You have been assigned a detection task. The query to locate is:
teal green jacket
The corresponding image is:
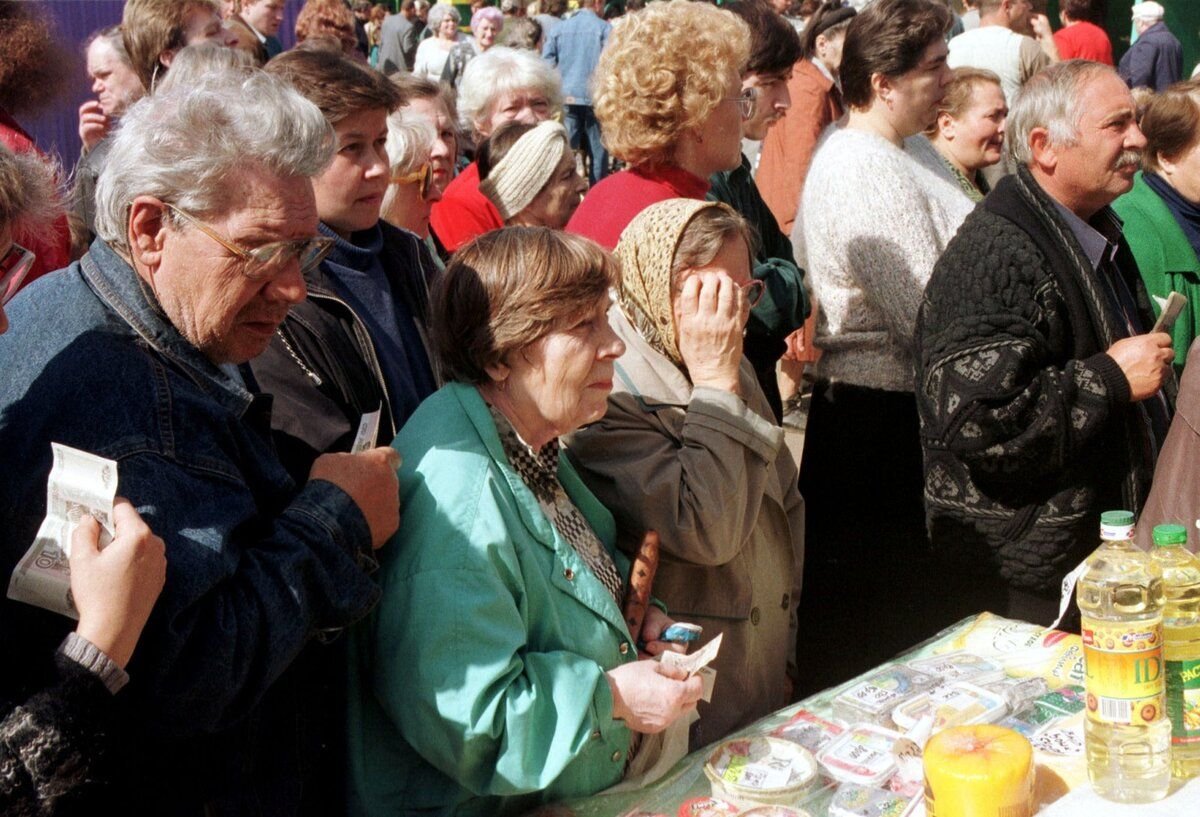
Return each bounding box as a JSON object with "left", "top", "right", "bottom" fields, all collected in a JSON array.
[
  {"left": 1113, "top": 172, "right": 1200, "bottom": 371},
  {"left": 346, "top": 383, "right": 637, "bottom": 817}
]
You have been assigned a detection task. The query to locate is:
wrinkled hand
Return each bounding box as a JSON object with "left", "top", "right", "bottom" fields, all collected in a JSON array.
[
  {"left": 606, "top": 659, "right": 703, "bottom": 734},
  {"left": 1029, "top": 13, "right": 1053, "bottom": 40},
  {"left": 70, "top": 498, "right": 167, "bottom": 669},
  {"left": 1107, "top": 332, "right": 1173, "bottom": 401},
  {"left": 309, "top": 447, "right": 401, "bottom": 550},
  {"left": 639, "top": 605, "right": 687, "bottom": 658},
  {"left": 78, "top": 100, "right": 111, "bottom": 153},
  {"left": 674, "top": 271, "right": 745, "bottom": 395}
]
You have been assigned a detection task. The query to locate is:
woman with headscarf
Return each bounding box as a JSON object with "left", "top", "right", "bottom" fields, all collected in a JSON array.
[
  {"left": 790, "top": 0, "right": 972, "bottom": 696},
  {"left": 478, "top": 120, "right": 587, "bottom": 230},
  {"left": 566, "top": 199, "right": 804, "bottom": 747}
]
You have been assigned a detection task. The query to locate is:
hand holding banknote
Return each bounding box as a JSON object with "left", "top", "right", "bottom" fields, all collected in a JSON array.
[{"left": 71, "top": 498, "right": 166, "bottom": 669}]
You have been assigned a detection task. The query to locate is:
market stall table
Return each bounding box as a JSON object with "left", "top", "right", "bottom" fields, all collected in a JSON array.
[{"left": 552, "top": 613, "right": 1199, "bottom": 817}]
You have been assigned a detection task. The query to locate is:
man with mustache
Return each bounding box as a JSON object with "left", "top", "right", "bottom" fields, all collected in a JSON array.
[
  {"left": 706, "top": 0, "right": 810, "bottom": 421},
  {"left": 915, "top": 60, "right": 1174, "bottom": 630},
  {"left": 0, "top": 69, "right": 401, "bottom": 812}
]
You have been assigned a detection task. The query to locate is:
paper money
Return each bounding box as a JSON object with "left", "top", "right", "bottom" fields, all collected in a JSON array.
[
  {"left": 661, "top": 632, "right": 722, "bottom": 702},
  {"left": 7, "top": 443, "right": 118, "bottom": 619}
]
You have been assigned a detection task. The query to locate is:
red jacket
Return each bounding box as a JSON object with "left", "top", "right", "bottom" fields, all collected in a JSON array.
[
  {"left": 566, "top": 164, "right": 709, "bottom": 250},
  {"left": 429, "top": 162, "right": 503, "bottom": 253},
  {"left": 1053, "top": 21, "right": 1113, "bottom": 66},
  {"left": 0, "top": 109, "right": 70, "bottom": 287}
]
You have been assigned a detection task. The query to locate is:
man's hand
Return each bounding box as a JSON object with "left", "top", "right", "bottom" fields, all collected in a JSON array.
[
  {"left": 639, "top": 605, "right": 688, "bottom": 658},
  {"left": 1107, "top": 332, "right": 1174, "bottom": 401},
  {"left": 309, "top": 447, "right": 401, "bottom": 550},
  {"left": 1029, "top": 14, "right": 1061, "bottom": 61},
  {"left": 78, "top": 100, "right": 111, "bottom": 153}
]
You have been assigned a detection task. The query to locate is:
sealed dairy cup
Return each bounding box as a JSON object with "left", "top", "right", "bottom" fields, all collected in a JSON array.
[{"left": 704, "top": 736, "right": 820, "bottom": 809}]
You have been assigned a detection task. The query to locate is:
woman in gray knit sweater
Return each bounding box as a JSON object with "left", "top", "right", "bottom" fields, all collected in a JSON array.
[{"left": 789, "top": 0, "right": 974, "bottom": 696}]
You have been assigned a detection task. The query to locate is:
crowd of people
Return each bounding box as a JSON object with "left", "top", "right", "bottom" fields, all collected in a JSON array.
[{"left": 0, "top": 0, "right": 1198, "bottom": 814}]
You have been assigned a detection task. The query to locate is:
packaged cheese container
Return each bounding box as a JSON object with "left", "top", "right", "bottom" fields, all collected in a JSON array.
[
  {"left": 703, "top": 737, "right": 819, "bottom": 810},
  {"left": 772, "top": 709, "right": 846, "bottom": 754},
  {"left": 828, "top": 782, "right": 915, "bottom": 817},
  {"left": 816, "top": 723, "right": 905, "bottom": 787},
  {"left": 906, "top": 652, "right": 1005, "bottom": 686},
  {"left": 891, "top": 682, "right": 1008, "bottom": 732},
  {"left": 833, "top": 666, "right": 940, "bottom": 726}
]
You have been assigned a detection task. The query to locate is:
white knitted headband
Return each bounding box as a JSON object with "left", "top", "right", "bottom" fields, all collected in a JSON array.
[{"left": 479, "top": 121, "right": 569, "bottom": 220}]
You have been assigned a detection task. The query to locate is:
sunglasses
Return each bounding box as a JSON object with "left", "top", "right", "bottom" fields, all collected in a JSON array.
[
  {"left": 391, "top": 163, "right": 434, "bottom": 200},
  {"left": 165, "top": 204, "right": 334, "bottom": 280},
  {"left": 1, "top": 242, "right": 35, "bottom": 306}
]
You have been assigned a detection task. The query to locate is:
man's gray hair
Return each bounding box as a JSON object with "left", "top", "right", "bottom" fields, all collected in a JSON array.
[
  {"left": 94, "top": 68, "right": 334, "bottom": 253},
  {"left": 381, "top": 110, "right": 436, "bottom": 215},
  {"left": 1006, "top": 59, "right": 1117, "bottom": 168},
  {"left": 457, "top": 46, "right": 563, "bottom": 137}
]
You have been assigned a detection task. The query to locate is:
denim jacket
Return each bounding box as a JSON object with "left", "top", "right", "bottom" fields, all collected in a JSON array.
[
  {"left": 0, "top": 238, "right": 379, "bottom": 814},
  {"left": 542, "top": 9, "right": 609, "bottom": 105}
]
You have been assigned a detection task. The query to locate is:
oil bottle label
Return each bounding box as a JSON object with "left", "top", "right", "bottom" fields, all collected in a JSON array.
[
  {"left": 1081, "top": 618, "right": 1165, "bottom": 726},
  {"left": 1165, "top": 657, "right": 1200, "bottom": 744}
]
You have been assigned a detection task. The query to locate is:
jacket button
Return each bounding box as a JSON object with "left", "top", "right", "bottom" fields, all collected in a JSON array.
[
  {"left": 750, "top": 606, "right": 761, "bottom": 625},
  {"left": 611, "top": 750, "right": 623, "bottom": 763},
  {"left": 781, "top": 593, "right": 790, "bottom": 610},
  {"left": 619, "top": 642, "right": 630, "bottom": 655},
  {"left": 591, "top": 729, "right": 601, "bottom": 740},
  {"left": 564, "top": 567, "right": 575, "bottom": 581}
]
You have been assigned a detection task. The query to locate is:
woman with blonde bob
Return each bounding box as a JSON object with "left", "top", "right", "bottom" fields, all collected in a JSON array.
[
  {"left": 566, "top": 199, "right": 805, "bottom": 747},
  {"left": 925, "top": 67, "right": 1008, "bottom": 201},
  {"left": 566, "top": 0, "right": 752, "bottom": 249},
  {"left": 478, "top": 120, "right": 587, "bottom": 229},
  {"left": 347, "top": 227, "right": 702, "bottom": 815}
]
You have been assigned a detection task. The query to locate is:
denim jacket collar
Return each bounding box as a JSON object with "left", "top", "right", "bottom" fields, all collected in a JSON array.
[{"left": 81, "top": 238, "right": 256, "bottom": 418}]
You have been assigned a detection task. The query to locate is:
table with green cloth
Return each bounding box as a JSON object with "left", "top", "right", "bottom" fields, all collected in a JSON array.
[{"left": 552, "top": 613, "right": 1200, "bottom": 817}]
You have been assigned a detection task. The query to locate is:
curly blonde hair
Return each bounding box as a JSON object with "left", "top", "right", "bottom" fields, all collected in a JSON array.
[{"left": 593, "top": 0, "right": 749, "bottom": 169}]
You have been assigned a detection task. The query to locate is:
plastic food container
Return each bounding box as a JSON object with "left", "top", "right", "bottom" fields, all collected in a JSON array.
[
  {"left": 907, "top": 651, "right": 1005, "bottom": 686},
  {"left": 772, "top": 709, "right": 846, "bottom": 753},
  {"left": 816, "top": 723, "right": 905, "bottom": 786},
  {"left": 891, "top": 682, "right": 1009, "bottom": 732},
  {"left": 676, "top": 796, "right": 739, "bottom": 817},
  {"left": 834, "top": 666, "right": 940, "bottom": 726},
  {"left": 829, "top": 782, "right": 916, "bottom": 817},
  {"left": 704, "top": 736, "right": 820, "bottom": 809}
]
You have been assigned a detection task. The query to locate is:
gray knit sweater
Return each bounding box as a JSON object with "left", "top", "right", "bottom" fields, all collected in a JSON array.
[{"left": 793, "top": 128, "right": 974, "bottom": 392}]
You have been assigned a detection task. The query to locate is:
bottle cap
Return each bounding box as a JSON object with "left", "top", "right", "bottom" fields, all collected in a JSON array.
[
  {"left": 1152, "top": 523, "right": 1188, "bottom": 547},
  {"left": 1099, "top": 510, "right": 1135, "bottom": 540}
]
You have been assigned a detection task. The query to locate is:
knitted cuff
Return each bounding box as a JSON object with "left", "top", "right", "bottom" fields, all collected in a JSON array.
[{"left": 58, "top": 632, "right": 129, "bottom": 695}]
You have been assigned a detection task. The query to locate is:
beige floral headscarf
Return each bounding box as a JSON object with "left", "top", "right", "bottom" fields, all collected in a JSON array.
[{"left": 615, "top": 198, "right": 731, "bottom": 367}]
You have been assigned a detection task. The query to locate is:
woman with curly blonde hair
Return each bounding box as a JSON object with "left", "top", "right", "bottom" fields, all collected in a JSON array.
[{"left": 565, "top": 0, "right": 751, "bottom": 249}]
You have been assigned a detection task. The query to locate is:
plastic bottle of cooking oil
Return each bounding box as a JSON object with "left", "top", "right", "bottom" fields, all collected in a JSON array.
[
  {"left": 1150, "top": 523, "right": 1200, "bottom": 780},
  {"left": 1077, "top": 510, "right": 1171, "bottom": 802}
]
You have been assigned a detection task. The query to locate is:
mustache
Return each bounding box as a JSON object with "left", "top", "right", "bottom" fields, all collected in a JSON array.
[{"left": 1114, "top": 149, "right": 1142, "bottom": 170}]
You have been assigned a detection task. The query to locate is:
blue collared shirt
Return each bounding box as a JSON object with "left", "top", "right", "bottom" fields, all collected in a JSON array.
[{"left": 543, "top": 8, "right": 609, "bottom": 105}]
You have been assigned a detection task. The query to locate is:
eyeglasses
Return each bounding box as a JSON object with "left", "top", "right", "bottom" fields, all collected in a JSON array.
[
  {"left": 164, "top": 204, "right": 334, "bottom": 280},
  {"left": 742, "top": 278, "right": 765, "bottom": 308},
  {"left": 1, "top": 242, "right": 34, "bottom": 306},
  {"left": 725, "top": 87, "right": 758, "bottom": 120},
  {"left": 390, "top": 163, "right": 433, "bottom": 200}
]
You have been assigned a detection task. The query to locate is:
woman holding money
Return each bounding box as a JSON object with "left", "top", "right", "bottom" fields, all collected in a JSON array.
[
  {"left": 346, "top": 227, "right": 702, "bottom": 816},
  {"left": 0, "top": 144, "right": 167, "bottom": 811}
]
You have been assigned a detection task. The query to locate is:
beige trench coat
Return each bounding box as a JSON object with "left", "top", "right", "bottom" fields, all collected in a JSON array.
[{"left": 564, "top": 306, "right": 805, "bottom": 747}]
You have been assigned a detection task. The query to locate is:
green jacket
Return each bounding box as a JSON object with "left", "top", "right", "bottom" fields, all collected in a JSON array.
[
  {"left": 1113, "top": 172, "right": 1200, "bottom": 371},
  {"left": 346, "top": 383, "right": 637, "bottom": 817}
]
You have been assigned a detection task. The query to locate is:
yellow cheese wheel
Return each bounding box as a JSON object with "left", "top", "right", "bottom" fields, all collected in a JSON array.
[{"left": 923, "top": 725, "right": 1034, "bottom": 817}]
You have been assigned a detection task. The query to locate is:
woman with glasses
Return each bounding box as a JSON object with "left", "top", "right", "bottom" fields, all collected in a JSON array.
[
  {"left": 790, "top": 0, "right": 974, "bottom": 697},
  {"left": 381, "top": 109, "right": 443, "bottom": 244},
  {"left": 566, "top": 199, "right": 805, "bottom": 748},
  {"left": 478, "top": 120, "right": 587, "bottom": 230},
  {"left": 566, "top": 0, "right": 751, "bottom": 251}
]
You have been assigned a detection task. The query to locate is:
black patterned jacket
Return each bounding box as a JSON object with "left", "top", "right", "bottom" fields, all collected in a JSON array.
[{"left": 915, "top": 166, "right": 1168, "bottom": 596}]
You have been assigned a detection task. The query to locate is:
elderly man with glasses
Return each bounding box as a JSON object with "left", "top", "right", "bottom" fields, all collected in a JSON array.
[{"left": 0, "top": 69, "right": 401, "bottom": 814}]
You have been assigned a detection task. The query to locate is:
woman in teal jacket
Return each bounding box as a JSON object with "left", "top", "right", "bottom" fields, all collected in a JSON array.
[
  {"left": 1112, "top": 84, "right": 1200, "bottom": 373},
  {"left": 346, "top": 228, "right": 703, "bottom": 817}
]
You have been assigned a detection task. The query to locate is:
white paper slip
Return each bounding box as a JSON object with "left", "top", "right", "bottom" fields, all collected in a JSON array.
[
  {"left": 661, "top": 632, "right": 722, "bottom": 678},
  {"left": 351, "top": 408, "right": 382, "bottom": 454},
  {"left": 7, "top": 443, "right": 119, "bottom": 619}
]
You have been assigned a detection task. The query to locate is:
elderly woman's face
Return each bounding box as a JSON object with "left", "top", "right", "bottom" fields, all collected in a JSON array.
[
  {"left": 938, "top": 81, "right": 1007, "bottom": 173},
  {"left": 134, "top": 168, "right": 315, "bottom": 364},
  {"left": 475, "top": 18, "right": 500, "bottom": 49},
  {"left": 438, "top": 15, "right": 460, "bottom": 39},
  {"left": 405, "top": 96, "right": 459, "bottom": 194},
  {"left": 689, "top": 70, "right": 746, "bottom": 177},
  {"left": 481, "top": 88, "right": 553, "bottom": 138},
  {"left": 883, "top": 38, "right": 953, "bottom": 136},
  {"left": 498, "top": 294, "right": 625, "bottom": 443},
  {"left": 517, "top": 149, "right": 587, "bottom": 230}
]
